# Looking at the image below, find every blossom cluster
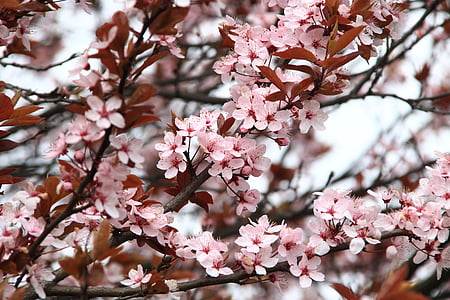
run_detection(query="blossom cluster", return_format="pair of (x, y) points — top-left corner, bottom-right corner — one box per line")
(213, 0), (403, 139)
(155, 108), (271, 215)
(152, 152), (448, 288)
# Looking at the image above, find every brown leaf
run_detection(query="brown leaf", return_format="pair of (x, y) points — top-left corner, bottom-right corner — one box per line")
(0, 0), (20, 8)
(328, 26), (365, 57)
(10, 105), (43, 118)
(128, 84), (158, 106)
(87, 263), (105, 286)
(321, 51), (361, 73)
(132, 50), (168, 76)
(190, 191), (213, 212)
(258, 65), (286, 94)
(377, 264), (409, 299)
(123, 174), (143, 188)
(0, 94), (14, 121)
(59, 256), (82, 280)
(291, 77), (314, 99)
(1, 115), (43, 126)
(332, 283), (360, 300)
(92, 219), (112, 261)
(0, 139), (18, 152)
(151, 7), (189, 35)
(273, 47), (317, 62)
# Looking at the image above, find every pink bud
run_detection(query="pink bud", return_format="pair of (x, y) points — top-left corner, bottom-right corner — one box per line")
(275, 138), (290, 146)
(74, 150), (85, 163)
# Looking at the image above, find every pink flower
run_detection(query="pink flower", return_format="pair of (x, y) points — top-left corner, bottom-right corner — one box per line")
(156, 152), (187, 179)
(236, 247), (278, 275)
(199, 252), (233, 277)
(278, 227), (306, 264)
(197, 132), (233, 162)
(236, 223), (279, 253)
(236, 189), (260, 216)
(297, 100), (328, 133)
(110, 134), (144, 168)
(66, 116), (105, 144)
(155, 132), (187, 158)
(85, 96), (125, 129)
(44, 133), (68, 159)
(120, 264), (152, 288)
(289, 256), (324, 288)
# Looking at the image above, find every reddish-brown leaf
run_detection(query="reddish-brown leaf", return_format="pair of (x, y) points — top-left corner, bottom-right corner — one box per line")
(123, 174), (143, 188)
(266, 91), (286, 102)
(10, 105), (43, 118)
(218, 117), (235, 135)
(65, 103), (88, 115)
(273, 47), (317, 62)
(128, 84), (158, 106)
(59, 256), (82, 280)
(329, 26), (365, 57)
(132, 50), (168, 76)
(258, 65), (286, 94)
(151, 6), (189, 35)
(321, 51), (361, 73)
(0, 139), (19, 152)
(92, 219), (112, 261)
(350, 0), (373, 13)
(291, 77), (314, 99)
(87, 263), (105, 286)
(332, 283), (360, 300)
(283, 64), (318, 79)
(18, 2), (53, 11)
(110, 11), (130, 58)
(1, 115), (43, 126)
(0, 0), (20, 8)
(0, 94), (13, 121)
(190, 191), (213, 212)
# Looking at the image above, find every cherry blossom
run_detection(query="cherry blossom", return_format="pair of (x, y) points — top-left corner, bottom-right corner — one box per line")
(110, 134), (144, 167)
(120, 264), (152, 288)
(85, 96), (126, 129)
(289, 256), (325, 288)
(297, 100), (328, 134)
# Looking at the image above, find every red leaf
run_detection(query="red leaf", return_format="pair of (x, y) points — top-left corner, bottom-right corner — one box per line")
(190, 191), (213, 212)
(332, 283), (360, 300)
(132, 50), (168, 77)
(128, 84), (158, 106)
(258, 65), (286, 94)
(10, 105), (43, 118)
(0, 139), (19, 152)
(1, 115), (43, 126)
(150, 6), (189, 35)
(0, 94), (14, 121)
(123, 174), (143, 188)
(92, 219), (112, 261)
(273, 47), (317, 62)
(0, 0), (20, 8)
(290, 77), (314, 99)
(65, 103), (88, 115)
(321, 51), (361, 73)
(328, 26), (365, 57)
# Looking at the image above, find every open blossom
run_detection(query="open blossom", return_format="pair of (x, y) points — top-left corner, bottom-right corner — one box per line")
(44, 133), (68, 159)
(156, 152), (187, 179)
(278, 227), (306, 264)
(154, 132), (187, 158)
(296, 100), (328, 134)
(236, 247), (278, 275)
(85, 96), (125, 129)
(66, 115), (105, 144)
(120, 264), (152, 288)
(110, 134), (144, 167)
(289, 256), (325, 288)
